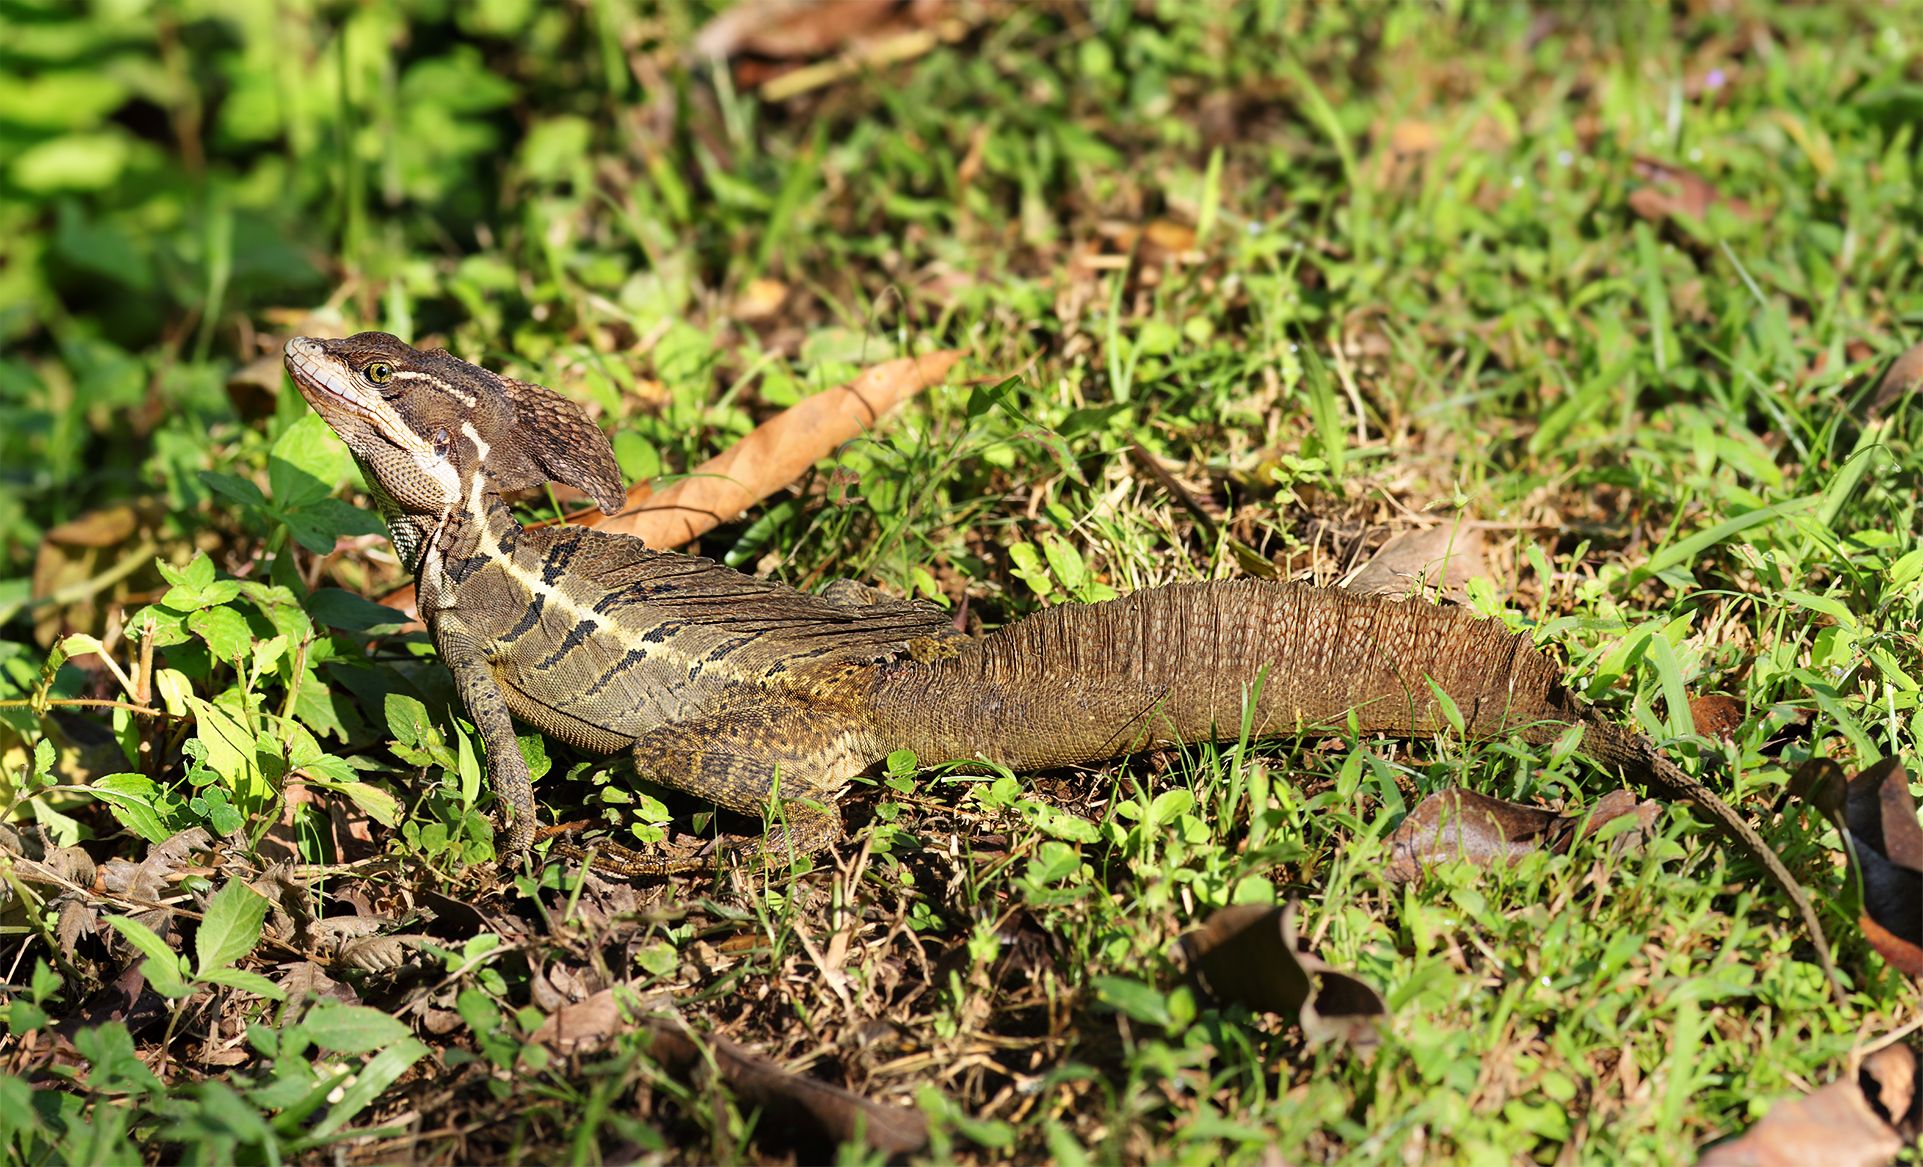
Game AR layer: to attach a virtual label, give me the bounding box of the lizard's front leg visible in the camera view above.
[438,625,538,860]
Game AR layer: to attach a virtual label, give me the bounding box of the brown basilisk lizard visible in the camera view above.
[284,331,1843,996]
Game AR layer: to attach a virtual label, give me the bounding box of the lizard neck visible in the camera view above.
[403,487,524,609]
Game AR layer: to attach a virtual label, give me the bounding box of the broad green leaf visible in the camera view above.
[183,695,269,805]
[1145,788,1195,829]
[308,1039,429,1139]
[269,413,357,509]
[10,131,131,191]
[73,1022,164,1094]
[0,73,129,129]
[157,554,241,611]
[196,879,269,975]
[1041,534,1086,593]
[105,916,190,998]
[106,915,179,969]
[457,723,481,806]
[188,605,255,664]
[299,1003,411,1053]
[384,693,433,749]
[279,496,383,555]
[313,778,401,827]
[199,470,267,507]
[307,588,410,634]
[90,773,171,843]
[198,966,286,1000]
[1091,975,1173,1027]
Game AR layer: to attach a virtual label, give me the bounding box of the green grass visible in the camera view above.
[2,1,1920,1163]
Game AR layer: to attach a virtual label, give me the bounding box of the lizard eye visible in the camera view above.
[363,361,394,386]
[432,427,451,457]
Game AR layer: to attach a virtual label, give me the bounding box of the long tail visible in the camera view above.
[867,580,1842,1000]
[869,581,1584,769]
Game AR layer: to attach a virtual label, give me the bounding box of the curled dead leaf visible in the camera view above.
[602,349,961,545]
[1383,786,1658,884]
[337,933,423,973]
[1697,1042,1920,1166]
[1177,901,1386,1050]
[694,0,945,62]
[1343,524,1490,605]
[1796,758,1923,977]
[1840,760,1923,977]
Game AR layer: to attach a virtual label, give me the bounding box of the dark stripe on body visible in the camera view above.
[534,618,600,669]
[541,534,584,584]
[582,647,650,698]
[498,593,548,645]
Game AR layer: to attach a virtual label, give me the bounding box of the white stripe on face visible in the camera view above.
[390,369,476,406]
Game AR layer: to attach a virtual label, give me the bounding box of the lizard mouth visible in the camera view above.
[283,338,431,454]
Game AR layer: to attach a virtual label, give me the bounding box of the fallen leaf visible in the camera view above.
[1343,524,1490,605]
[533,985,663,1055]
[1089,219,1207,268]
[1697,1042,1920,1166]
[694,0,944,62]
[1796,758,1923,977]
[1369,119,1440,188]
[1837,760,1923,977]
[1629,156,1753,225]
[1870,341,1923,417]
[29,502,165,645]
[596,349,961,543]
[228,311,347,418]
[1383,786,1658,884]
[1177,901,1386,1050]
[693,0,958,102]
[1687,694,1746,741]
[732,276,791,323]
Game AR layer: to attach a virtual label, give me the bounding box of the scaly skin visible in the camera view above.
[283,331,1843,1001]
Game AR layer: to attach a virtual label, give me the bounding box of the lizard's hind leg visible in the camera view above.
[551,722,852,878]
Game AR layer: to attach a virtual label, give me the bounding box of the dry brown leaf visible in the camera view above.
[1177,901,1386,1050]
[30,502,166,645]
[1369,119,1440,187]
[378,350,959,620]
[1870,341,1923,417]
[1841,760,1923,976]
[693,0,958,102]
[1383,786,1658,884]
[1629,156,1754,225]
[597,349,959,544]
[228,311,347,418]
[1088,219,1207,268]
[694,0,944,62]
[1687,694,1746,741]
[1343,524,1489,604]
[1697,1043,1920,1166]
[732,276,791,323]
[1797,758,1923,977]
[532,984,669,1055]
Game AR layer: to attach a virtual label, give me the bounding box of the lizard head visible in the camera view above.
[283,332,627,519]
